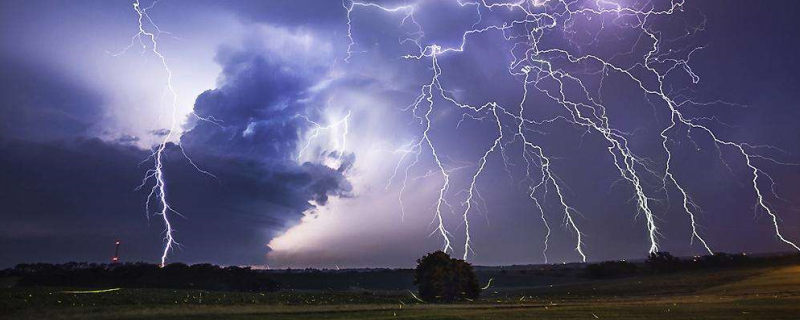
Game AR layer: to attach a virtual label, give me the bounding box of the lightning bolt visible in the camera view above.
[114,0,799,265]
[116,0,216,266]
[346,0,800,261]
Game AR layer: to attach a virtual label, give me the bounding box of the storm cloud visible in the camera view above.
[0,22,354,268]
[1,0,799,269]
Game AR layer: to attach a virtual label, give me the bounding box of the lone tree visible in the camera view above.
[414,251,480,302]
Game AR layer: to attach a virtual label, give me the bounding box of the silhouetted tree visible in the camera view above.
[414,251,480,302]
[646,251,682,273]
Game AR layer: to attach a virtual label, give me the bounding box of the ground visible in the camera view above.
[2,264,799,319]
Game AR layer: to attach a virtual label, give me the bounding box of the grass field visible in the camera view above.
[2,264,799,319]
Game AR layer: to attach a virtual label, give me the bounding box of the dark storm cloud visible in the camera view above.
[0,136,349,268]
[177,25,356,208]
[0,22,354,267]
[167,144,352,214]
[177,24,355,210]
[147,142,352,265]
[164,30,354,264]
[182,44,322,160]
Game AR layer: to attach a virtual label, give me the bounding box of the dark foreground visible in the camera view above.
[2,264,799,319]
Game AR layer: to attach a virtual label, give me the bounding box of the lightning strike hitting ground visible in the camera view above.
[120,0,181,267]
[117,0,216,266]
[119,0,799,265]
[345,0,800,261]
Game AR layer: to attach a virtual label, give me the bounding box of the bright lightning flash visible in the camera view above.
[345,0,800,262]
[117,0,800,265]
[117,0,216,266]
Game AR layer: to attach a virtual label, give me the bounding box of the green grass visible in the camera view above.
[3,265,799,319]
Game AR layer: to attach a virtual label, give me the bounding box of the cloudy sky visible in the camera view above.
[1,0,799,269]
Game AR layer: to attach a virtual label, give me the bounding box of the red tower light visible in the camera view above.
[112,240,121,264]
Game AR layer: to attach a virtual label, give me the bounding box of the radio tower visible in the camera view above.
[112,240,121,264]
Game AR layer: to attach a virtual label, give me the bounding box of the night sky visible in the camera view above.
[1,0,799,269]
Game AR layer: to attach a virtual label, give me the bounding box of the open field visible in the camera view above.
[2,264,799,319]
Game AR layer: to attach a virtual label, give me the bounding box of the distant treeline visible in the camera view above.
[1,262,279,292]
[585,252,800,279]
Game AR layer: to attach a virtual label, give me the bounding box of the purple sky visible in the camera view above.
[1,0,799,269]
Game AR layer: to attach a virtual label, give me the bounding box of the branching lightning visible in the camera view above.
[346,0,800,261]
[118,0,216,266]
[114,0,799,265]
